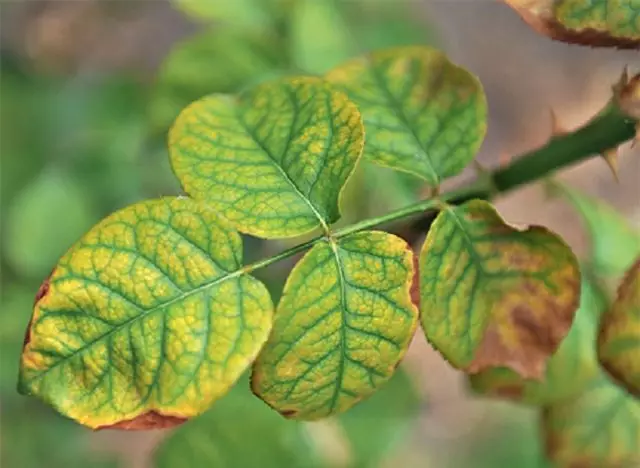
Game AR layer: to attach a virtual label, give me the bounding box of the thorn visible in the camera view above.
[601,147,620,182]
[498,151,512,168]
[549,108,567,137]
[612,66,629,95]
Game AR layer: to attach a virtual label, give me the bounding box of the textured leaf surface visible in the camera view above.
[598,258,640,397]
[469,275,606,404]
[252,231,418,419]
[338,366,421,467]
[326,46,487,186]
[504,0,640,48]
[18,197,273,429]
[149,27,285,135]
[169,76,364,238]
[543,372,640,467]
[419,200,580,378]
[155,379,316,468]
[556,185,640,279]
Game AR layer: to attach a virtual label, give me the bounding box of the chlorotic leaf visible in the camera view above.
[168,76,364,239]
[252,231,418,419]
[543,372,640,467]
[598,257,640,397]
[155,378,316,468]
[149,27,286,135]
[554,184,640,279]
[503,0,640,48]
[338,366,421,467]
[419,200,580,378]
[468,274,607,404]
[18,197,273,430]
[326,46,487,186]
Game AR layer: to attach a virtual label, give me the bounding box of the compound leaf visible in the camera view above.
[326,46,487,186]
[155,378,317,468]
[18,197,273,430]
[252,231,418,419]
[169,76,364,239]
[419,200,580,378]
[598,257,640,397]
[149,27,286,135]
[543,372,640,467]
[504,0,640,49]
[469,274,607,404]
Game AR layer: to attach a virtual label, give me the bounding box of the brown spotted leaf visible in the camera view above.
[419,199,581,378]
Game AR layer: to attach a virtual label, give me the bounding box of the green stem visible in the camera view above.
[244,103,637,273]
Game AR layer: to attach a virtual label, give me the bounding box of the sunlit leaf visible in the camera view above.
[168,76,364,239]
[543,371,640,467]
[504,0,640,48]
[172,0,291,26]
[149,27,286,135]
[338,366,421,467]
[155,378,318,468]
[326,46,487,186]
[598,257,640,397]
[252,231,418,419]
[469,275,607,404]
[4,170,97,279]
[18,197,273,430]
[554,184,640,279]
[419,200,580,378]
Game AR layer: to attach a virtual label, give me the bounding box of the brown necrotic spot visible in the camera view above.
[23,269,55,349]
[95,411,187,431]
[279,409,298,418]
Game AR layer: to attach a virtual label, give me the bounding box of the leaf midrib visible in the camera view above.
[25,268,245,384]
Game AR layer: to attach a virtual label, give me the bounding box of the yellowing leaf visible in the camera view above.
[18,197,273,430]
[419,200,580,378]
[469,275,607,404]
[543,372,640,467]
[252,231,418,419]
[598,257,640,397]
[168,76,364,239]
[326,46,487,186]
[149,27,286,135]
[504,0,640,48]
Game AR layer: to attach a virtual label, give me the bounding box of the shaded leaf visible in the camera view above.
[172,0,291,27]
[598,257,640,397]
[543,371,640,467]
[338,366,421,467]
[155,378,318,468]
[504,0,640,49]
[469,274,607,405]
[168,76,364,239]
[252,231,418,419]
[18,197,273,429]
[326,46,487,186]
[419,200,580,378]
[554,185,640,279]
[149,27,286,136]
[4,170,97,279]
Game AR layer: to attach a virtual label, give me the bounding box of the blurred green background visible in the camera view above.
[1,1,638,467]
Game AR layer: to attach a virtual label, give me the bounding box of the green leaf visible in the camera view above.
[419,200,581,378]
[155,378,317,468]
[149,27,286,136]
[503,0,640,48]
[290,0,353,74]
[4,170,98,279]
[555,185,640,279]
[543,371,640,467]
[252,231,418,419]
[338,366,421,467]
[468,274,607,405]
[598,257,640,397]
[18,197,273,430]
[326,46,487,186]
[172,0,291,26]
[168,76,364,239]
